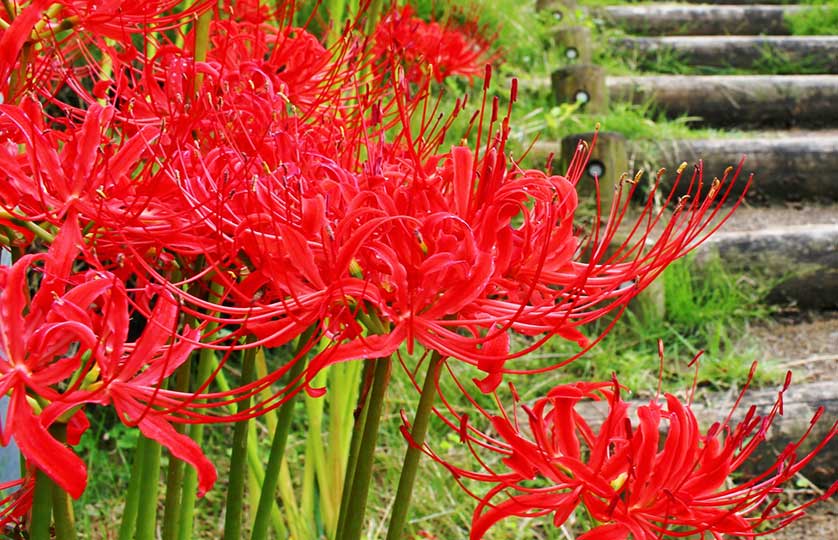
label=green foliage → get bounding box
[538,255,775,394]
[72,410,138,537]
[787,0,838,35]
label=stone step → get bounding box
[694,210,838,311]
[648,132,838,202]
[528,132,838,203]
[614,36,838,74]
[596,4,803,36]
[665,0,802,4]
[607,74,838,128]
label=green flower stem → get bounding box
[50,424,77,540]
[0,211,55,244]
[30,469,54,540]
[135,436,163,540]
[222,345,258,540]
[335,360,374,539]
[365,0,384,34]
[245,430,288,538]
[190,350,287,538]
[385,352,444,540]
[51,475,77,540]
[178,279,224,540]
[250,328,313,540]
[193,7,212,93]
[118,436,149,540]
[161,363,192,540]
[177,352,213,540]
[340,357,392,540]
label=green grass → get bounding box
[787,0,838,35]
[526,254,776,395]
[616,42,835,76]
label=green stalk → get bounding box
[245,428,288,538]
[250,341,310,540]
[119,436,149,540]
[222,346,258,540]
[177,350,213,540]
[30,469,54,540]
[365,0,384,35]
[161,363,191,540]
[334,361,374,539]
[50,424,77,540]
[323,360,363,537]
[193,8,212,94]
[385,353,444,540]
[339,357,391,540]
[178,280,224,540]
[135,437,162,540]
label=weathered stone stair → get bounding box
[614,35,838,73]
[540,0,838,515]
[597,4,803,35]
[541,1,838,313]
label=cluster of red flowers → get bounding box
[422,353,837,539]
[0,0,832,537]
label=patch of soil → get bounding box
[768,499,838,540]
[718,203,838,232]
[746,312,838,383]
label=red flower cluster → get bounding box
[1,1,829,537]
[423,361,837,539]
[0,0,515,523]
[0,216,215,504]
[374,5,500,84]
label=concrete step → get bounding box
[614,36,838,74]
[694,207,838,310]
[661,0,802,4]
[596,4,803,36]
[607,74,838,128]
[529,131,838,203]
[648,132,838,202]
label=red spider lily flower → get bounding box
[0,474,34,530]
[0,215,216,497]
[260,79,750,395]
[0,217,93,497]
[374,5,500,84]
[0,0,51,98]
[0,101,160,223]
[48,0,215,37]
[43,284,218,496]
[183,68,750,408]
[422,362,837,539]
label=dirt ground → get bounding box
[768,499,838,540]
[747,311,838,383]
[747,312,838,539]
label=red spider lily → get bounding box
[243,77,750,396]
[421,360,837,539]
[0,217,93,497]
[42,285,218,495]
[4,0,216,37]
[0,0,216,101]
[0,101,159,223]
[160,67,750,413]
[0,215,216,499]
[0,475,34,530]
[373,5,500,84]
